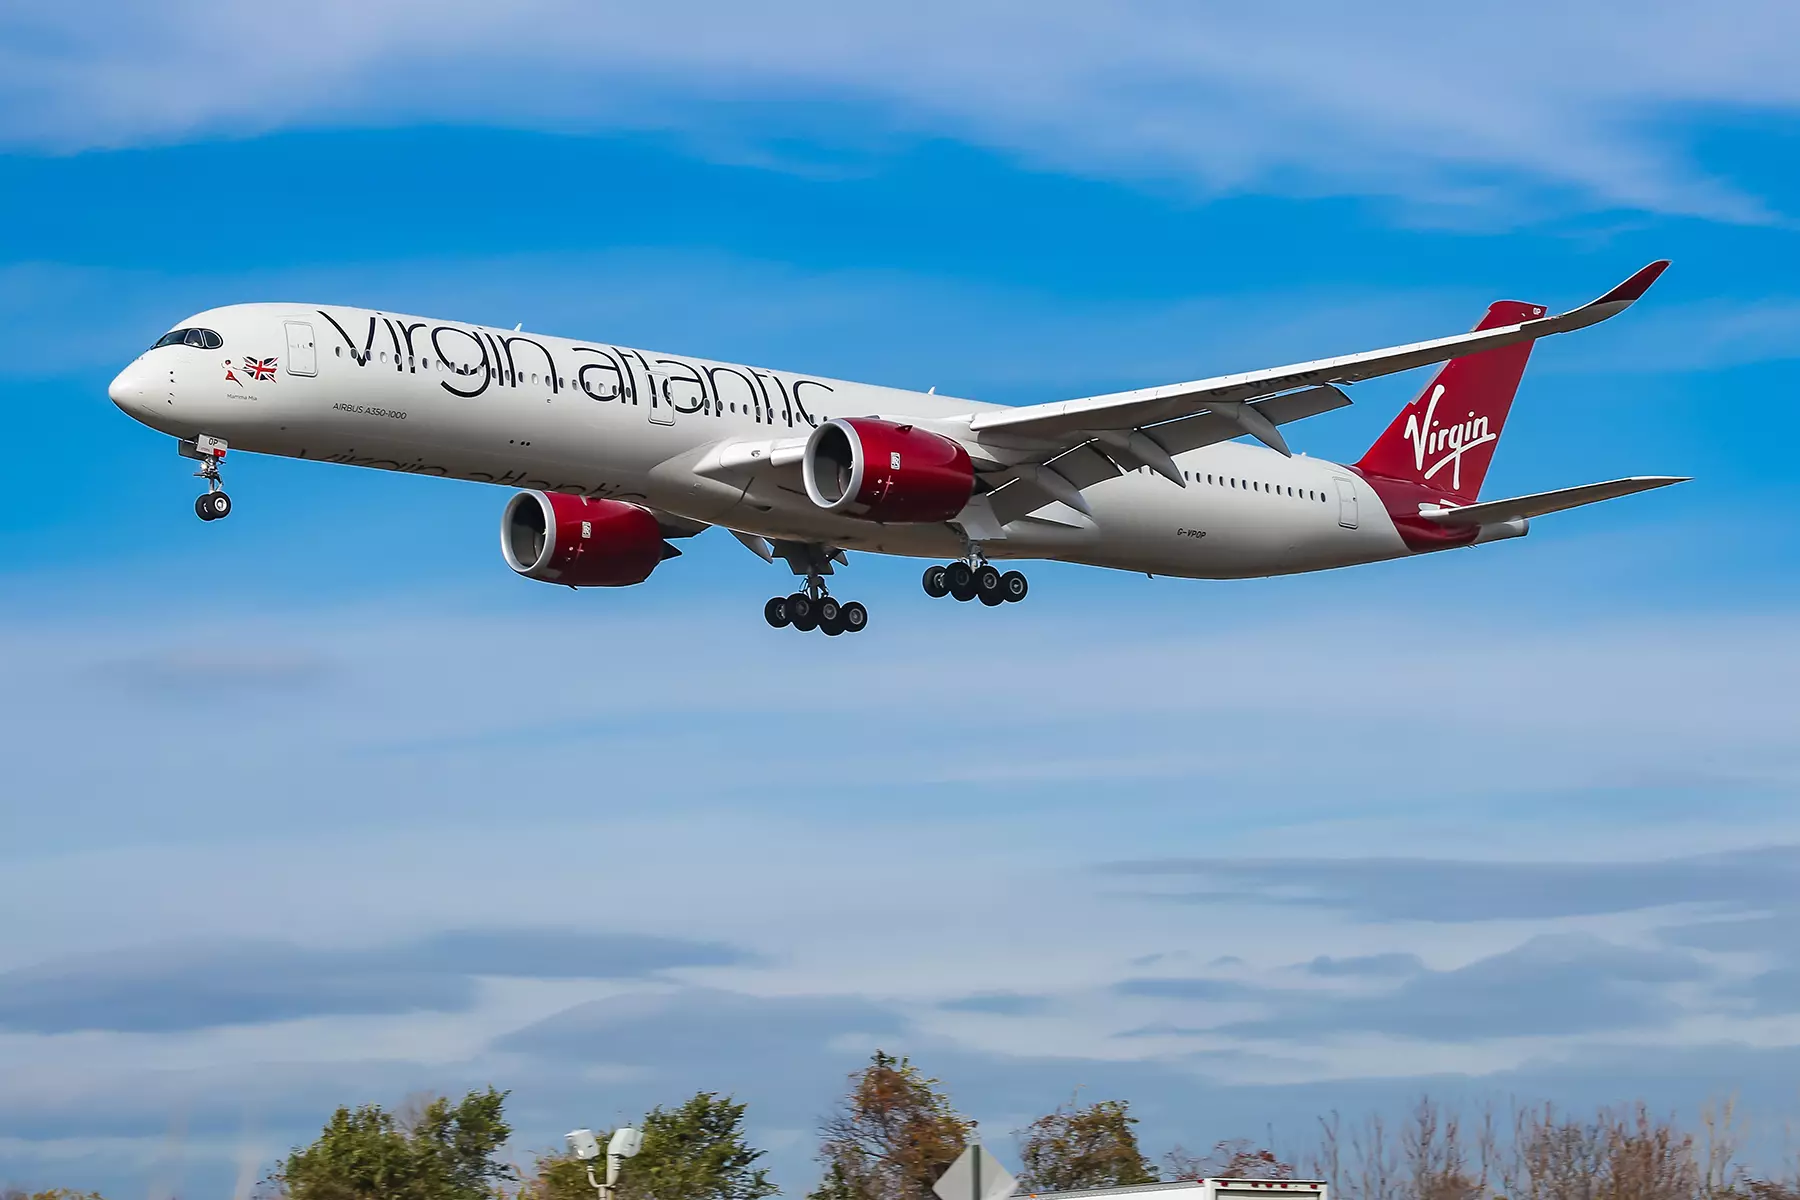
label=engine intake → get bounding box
[802,417,974,523]
[501,491,675,587]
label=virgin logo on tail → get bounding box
[1404,384,1496,493]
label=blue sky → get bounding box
[4,3,1800,1196]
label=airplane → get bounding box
[108,261,1684,636]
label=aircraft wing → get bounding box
[1419,476,1689,527]
[967,261,1670,447]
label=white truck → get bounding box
[1023,1181,1327,1200]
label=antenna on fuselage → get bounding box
[514,323,522,331]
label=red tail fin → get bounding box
[1354,299,1544,502]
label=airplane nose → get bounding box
[109,363,148,412]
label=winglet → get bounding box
[1553,260,1670,333]
[1594,260,1671,306]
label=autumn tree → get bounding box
[810,1051,974,1200]
[1503,1102,1698,1200]
[272,1087,512,1200]
[1165,1139,1294,1182]
[526,1093,776,1200]
[1016,1097,1157,1192]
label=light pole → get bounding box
[567,1127,642,1200]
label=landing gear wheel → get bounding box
[817,598,841,629]
[764,597,791,628]
[922,565,950,598]
[975,564,1002,600]
[788,593,817,631]
[980,590,1004,606]
[1000,570,1028,602]
[946,561,973,592]
[821,613,846,636]
[196,491,232,521]
[950,579,978,602]
[841,601,869,633]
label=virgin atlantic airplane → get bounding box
[109,262,1681,635]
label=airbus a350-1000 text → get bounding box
[109,261,1684,635]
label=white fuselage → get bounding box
[109,303,1424,579]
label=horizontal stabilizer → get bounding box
[1419,476,1688,527]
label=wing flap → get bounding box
[1141,384,1352,457]
[982,386,1350,525]
[1420,476,1688,527]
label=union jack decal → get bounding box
[243,357,278,381]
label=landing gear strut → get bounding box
[762,543,870,636]
[922,558,1028,606]
[181,435,233,521]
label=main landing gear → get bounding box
[764,578,870,636]
[759,541,869,635]
[922,561,1028,606]
[181,435,233,522]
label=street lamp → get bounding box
[567,1127,642,1200]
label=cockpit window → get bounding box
[153,328,223,350]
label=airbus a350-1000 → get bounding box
[109,261,1683,635]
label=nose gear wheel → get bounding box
[180,435,234,521]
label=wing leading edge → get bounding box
[969,261,1671,443]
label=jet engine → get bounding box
[802,417,974,523]
[501,491,676,587]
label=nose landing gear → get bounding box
[180,435,233,521]
[922,560,1028,606]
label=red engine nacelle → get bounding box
[500,491,674,587]
[802,417,975,523]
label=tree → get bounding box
[1165,1140,1294,1182]
[630,1093,778,1200]
[525,1092,776,1200]
[810,1051,974,1200]
[1017,1097,1157,1192]
[272,1087,512,1200]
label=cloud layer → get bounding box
[4,2,1798,219]
[1106,846,1800,923]
[0,931,750,1033]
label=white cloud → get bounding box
[3,1,1798,220]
